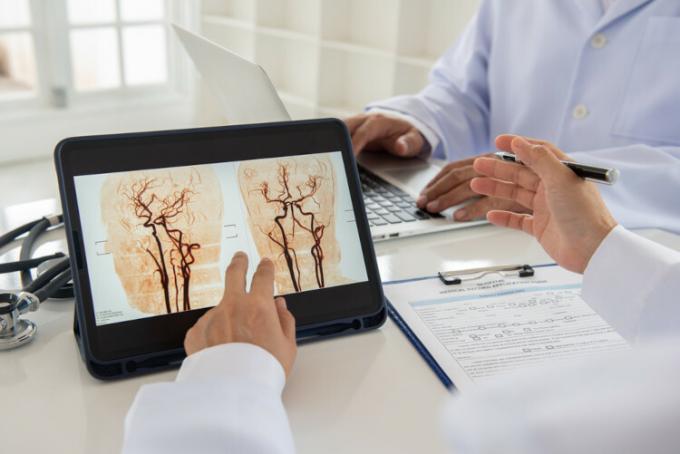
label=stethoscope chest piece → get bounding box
[0,293,38,350]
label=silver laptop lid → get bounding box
[173,24,291,124]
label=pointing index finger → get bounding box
[224,251,248,296]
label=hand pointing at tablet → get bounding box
[184,252,297,376]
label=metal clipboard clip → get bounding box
[437,264,535,286]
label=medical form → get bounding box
[383,265,629,391]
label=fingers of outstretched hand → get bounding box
[496,134,549,151]
[470,177,536,210]
[454,195,528,221]
[473,157,540,192]
[496,134,572,163]
[495,134,566,157]
[486,210,534,235]
[509,137,573,183]
[225,251,248,296]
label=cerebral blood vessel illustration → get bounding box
[238,155,349,294]
[101,167,224,315]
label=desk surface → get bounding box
[4,223,680,454]
[3,159,680,453]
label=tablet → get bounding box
[56,119,385,378]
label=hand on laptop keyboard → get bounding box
[359,170,442,226]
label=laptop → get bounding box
[173,25,485,240]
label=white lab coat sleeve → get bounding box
[581,225,680,343]
[441,227,680,454]
[121,343,295,454]
[366,1,494,160]
[570,145,680,233]
[442,340,680,454]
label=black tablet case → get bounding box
[73,304,386,380]
[62,120,387,380]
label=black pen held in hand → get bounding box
[494,151,619,185]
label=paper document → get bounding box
[384,265,629,390]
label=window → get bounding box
[0,0,186,110]
[67,0,168,92]
[0,0,38,100]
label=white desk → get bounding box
[4,224,680,454]
[2,156,680,454]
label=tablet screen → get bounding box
[74,151,368,326]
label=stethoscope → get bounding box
[0,215,73,350]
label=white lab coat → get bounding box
[368,0,680,233]
[442,226,680,454]
[122,225,680,454]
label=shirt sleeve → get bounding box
[582,225,680,343]
[442,340,680,454]
[122,343,295,454]
[366,0,494,160]
[570,144,680,234]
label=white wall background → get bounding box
[0,0,480,164]
[196,0,480,124]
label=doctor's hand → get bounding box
[470,135,618,274]
[416,155,529,221]
[345,113,427,157]
[184,252,297,376]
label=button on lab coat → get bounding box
[369,0,680,233]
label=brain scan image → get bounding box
[75,150,368,326]
[238,155,351,294]
[101,166,224,315]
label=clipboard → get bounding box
[383,264,628,392]
[386,299,454,389]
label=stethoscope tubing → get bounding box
[0,252,66,274]
[0,215,73,302]
[19,216,64,289]
[0,218,43,250]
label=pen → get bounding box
[494,151,619,185]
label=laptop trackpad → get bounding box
[358,152,442,195]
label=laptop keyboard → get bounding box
[359,168,443,227]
